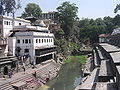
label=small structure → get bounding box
[109,28,120,46]
[0,56,18,78]
[99,34,110,43]
[12,81,26,90]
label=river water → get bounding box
[38,60,83,90]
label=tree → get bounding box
[114,4,120,13]
[21,3,42,19]
[56,1,78,39]
[55,29,64,39]
[78,18,108,44]
[112,14,120,26]
[103,16,114,33]
[1,0,21,16]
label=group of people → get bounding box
[17,54,31,73]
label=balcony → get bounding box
[35,49,55,56]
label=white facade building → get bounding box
[0,16,30,37]
[0,16,30,55]
[99,34,110,43]
[8,25,56,65]
[42,11,57,20]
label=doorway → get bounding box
[3,66,8,75]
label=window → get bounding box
[42,39,43,43]
[0,21,2,25]
[51,39,52,42]
[4,21,10,25]
[36,39,38,43]
[24,49,29,53]
[44,39,46,43]
[19,23,21,25]
[39,39,41,43]
[17,39,20,44]
[25,39,28,43]
[0,29,1,33]
[23,40,24,43]
[47,39,48,43]
[7,21,9,25]
[29,39,31,43]
[9,22,10,25]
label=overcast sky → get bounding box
[15,0,120,19]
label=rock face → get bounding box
[75,43,120,90]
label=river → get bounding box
[38,58,83,90]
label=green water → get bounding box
[44,60,83,90]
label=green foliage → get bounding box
[56,1,78,39]
[103,16,114,33]
[64,55,87,64]
[69,42,80,51]
[2,0,21,16]
[57,29,64,35]
[112,14,120,27]
[54,38,69,56]
[78,17,116,44]
[54,2,120,57]
[114,4,120,13]
[69,42,80,55]
[55,29,64,39]
[21,3,42,19]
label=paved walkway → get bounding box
[0,60,62,90]
[0,63,44,84]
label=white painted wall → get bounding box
[14,31,54,56]
[8,37,16,56]
[8,25,55,64]
[1,16,30,37]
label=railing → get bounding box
[35,49,55,56]
[0,39,7,45]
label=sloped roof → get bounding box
[99,34,110,38]
[111,28,120,35]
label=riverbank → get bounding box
[75,43,118,90]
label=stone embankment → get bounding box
[0,59,62,90]
[75,43,120,90]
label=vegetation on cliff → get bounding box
[55,2,120,57]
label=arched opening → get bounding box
[3,66,8,75]
[11,61,16,68]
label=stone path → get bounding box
[0,59,62,90]
[75,43,118,90]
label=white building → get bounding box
[0,16,30,55]
[8,25,56,65]
[0,16,30,37]
[99,34,110,43]
[42,11,57,20]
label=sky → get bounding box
[16,0,120,19]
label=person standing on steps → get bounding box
[32,67,37,78]
[8,69,13,78]
[22,62,26,74]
